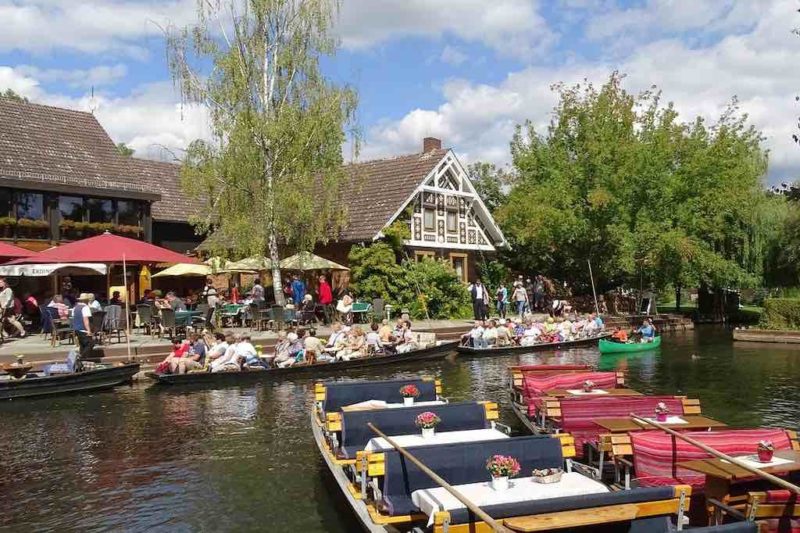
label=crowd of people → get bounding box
[467,275,570,321]
[156,317,422,375]
[461,313,605,348]
[609,319,658,344]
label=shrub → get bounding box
[759,298,800,330]
[348,242,404,304]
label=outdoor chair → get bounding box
[40,305,73,347]
[90,311,106,344]
[136,304,156,336]
[160,308,183,339]
[269,304,284,331]
[102,304,128,344]
[371,298,385,322]
[248,303,266,331]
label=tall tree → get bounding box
[466,161,508,213]
[116,143,135,157]
[168,0,359,303]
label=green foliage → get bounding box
[759,298,800,330]
[116,143,135,157]
[478,260,511,292]
[168,0,359,303]
[497,72,771,293]
[467,162,508,213]
[347,243,471,319]
[382,211,412,255]
[1,89,28,103]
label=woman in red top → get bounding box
[317,275,333,324]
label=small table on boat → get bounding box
[341,400,445,412]
[411,472,609,527]
[545,388,643,398]
[678,450,800,524]
[593,415,727,433]
[365,428,508,452]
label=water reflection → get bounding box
[0,326,797,532]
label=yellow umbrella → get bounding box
[279,251,349,271]
[225,255,275,271]
[152,263,212,278]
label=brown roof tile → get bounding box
[126,158,204,222]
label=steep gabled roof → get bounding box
[339,148,448,241]
[126,158,204,223]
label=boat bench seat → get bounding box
[605,429,799,489]
[374,435,563,516]
[542,395,693,456]
[522,371,624,402]
[511,365,593,391]
[316,378,439,413]
[338,401,495,459]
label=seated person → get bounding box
[521,322,542,347]
[238,334,266,369]
[265,331,288,366]
[176,332,206,374]
[166,291,186,312]
[336,326,367,361]
[636,320,655,341]
[395,320,417,354]
[611,326,628,343]
[378,319,395,345]
[466,320,485,348]
[205,332,230,368]
[211,334,243,372]
[483,320,498,347]
[47,294,69,320]
[495,320,512,347]
[88,293,103,312]
[323,322,347,353]
[304,330,325,364]
[365,322,384,354]
[108,291,124,306]
[157,337,190,374]
[276,332,304,368]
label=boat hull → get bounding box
[599,336,661,354]
[0,363,140,400]
[147,341,458,386]
[456,333,611,356]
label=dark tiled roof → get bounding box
[126,158,203,223]
[0,98,151,196]
[339,148,447,241]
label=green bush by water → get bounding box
[759,298,800,330]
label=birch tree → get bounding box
[168,0,359,303]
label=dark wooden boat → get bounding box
[146,341,458,386]
[456,332,611,356]
[0,363,140,400]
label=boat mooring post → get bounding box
[588,259,600,315]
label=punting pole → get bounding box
[631,414,800,494]
[587,259,599,315]
[367,423,512,533]
[123,254,132,361]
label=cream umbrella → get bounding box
[225,255,276,271]
[279,252,349,271]
[152,263,213,278]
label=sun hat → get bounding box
[287,332,298,342]
[78,293,92,302]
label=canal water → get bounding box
[1,326,798,532]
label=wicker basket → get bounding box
[532,469,563,484]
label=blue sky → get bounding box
[0,0,797,183]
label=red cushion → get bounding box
[765,490,798,504]
[523,371,618,401]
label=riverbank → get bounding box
[732,328,800,344]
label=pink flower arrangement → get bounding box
[582,380,595,392]
[757,440,774,451]
[654,402,670,415]
[399,384,420,398]
[486,455,521,478]
[415,411,441,429]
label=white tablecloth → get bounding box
[641,416,687,425]
[341,400,445,411]
[565,389,610,395]
[411,472,609,526]
[365,428,508,452]
[721,455,794,469]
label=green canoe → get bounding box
[599,336,661,354]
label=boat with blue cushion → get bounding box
[312,377,754,532]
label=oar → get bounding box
[630,414,800,494]
[367,423,512,533]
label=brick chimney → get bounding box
[423,137,442,152]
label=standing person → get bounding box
[525,278,535,313]
[72,293,94,365]
[251,278,265,303]
[202,279,219,307]
[468,278,489,320]
[0,277,25,337]
[291,274,306,305]
[317,275,333,324]
[495,282,508,319]
[230,282,240,304]
[511,282,529,319]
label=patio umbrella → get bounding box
[6,231,198,265]
[0,242,37,261]
[0,263,107,277]
[225,255,276,271]
[152,263,212,278]
[279,252,349,271]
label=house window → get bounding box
[446,211,457,233]
[415,250,435,262]
[0,189,12,217]
[117,200,140,226]
[423,208,435,231]
[449,253,468,283]
[16,192,44,220]
[87,198,113,223]
[59,196,85,221]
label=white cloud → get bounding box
[440,45,468,66]
[362,0,800,183]
[337,0,555,59]
[14,64,128,89]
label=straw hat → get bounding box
[78,293,92,302]
[287,332,298,342]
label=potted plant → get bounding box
[582,380,595,393]
[654,402,670,422]
[0,216,16,238]
[17,218,49,239]
[399,384,420,406]
[415,411,441,439]
[757,440,774,463]
[486,455,520,492]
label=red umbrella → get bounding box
[6,232,197,265]
[0,242,37,260]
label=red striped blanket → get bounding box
[523,371,619,401]
[631,429,793,488]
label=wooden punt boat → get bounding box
[599,336,661,354]
[146,341,458,386]
[456,332,611,356]
[0,363,140,400]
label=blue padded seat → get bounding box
[322,378,437,413]
[340,402,488,459]
[380,435,560,516]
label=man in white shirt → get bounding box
[88,293,103,312]
[468,278,489,320]
[324,322,346,353]
[251,280,265,303]
[468,320,486,349]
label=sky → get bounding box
[0,0,798,184]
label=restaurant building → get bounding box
[0,98,507,280]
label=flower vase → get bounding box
[757,449,774,463]
[656,413,668,422]
[491,476,509,492]
[421,427,435,439]
[403,397,414,406]
[583,387,593,393]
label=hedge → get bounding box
[759,298,800,330]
